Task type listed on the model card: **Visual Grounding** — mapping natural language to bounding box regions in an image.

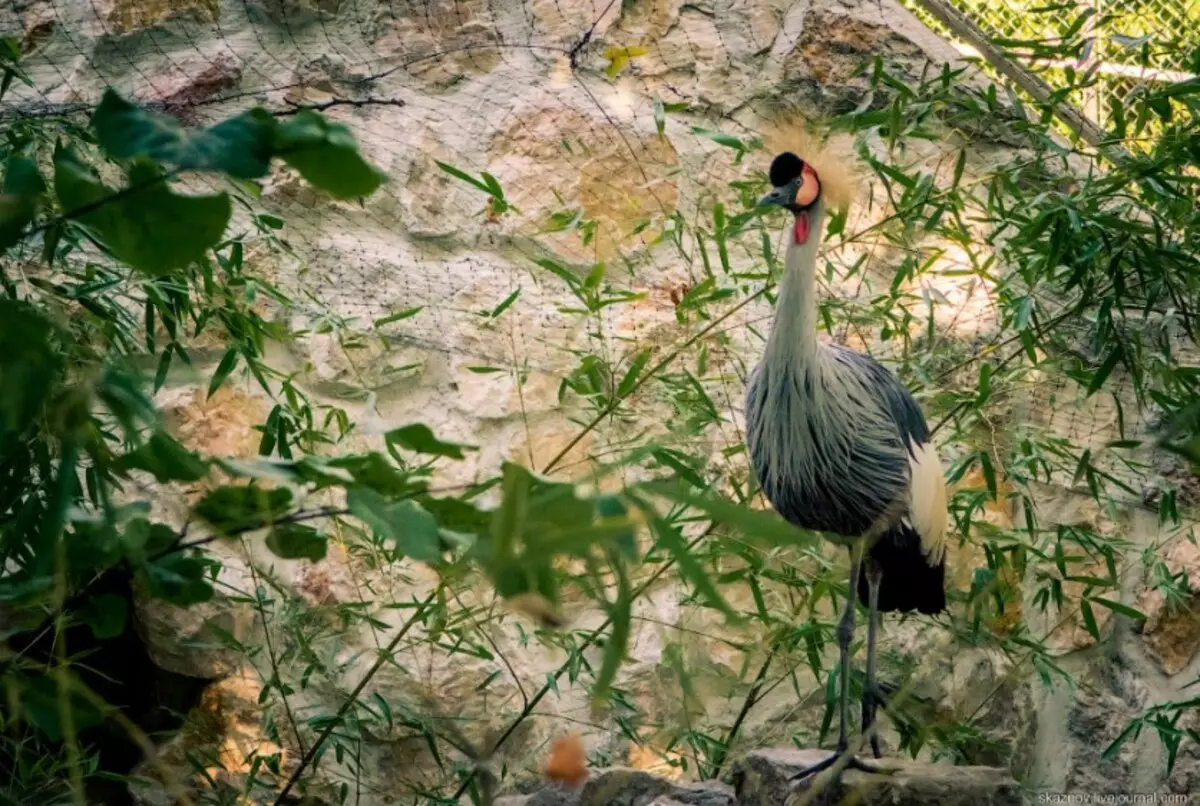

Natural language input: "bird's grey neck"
[764,203,824,372]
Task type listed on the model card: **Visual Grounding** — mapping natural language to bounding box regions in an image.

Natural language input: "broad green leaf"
[0,299,61,438]
[144,553,215,606]
[79,592,128,640]
[192,485,294,535]
[17,674,105,742]
[386,423,475,460]
[691,126,747,152]
[1086,346,1124,396]
[490,462,531,562]
[0,154,46,252]
[266,523,328,562]
[54,147,231,275]
[115,430,209,483]
[276,110,385,199]
[650,448,706,488]
[592,559,632,704]
[346,487,442,563]
[595,494,637,558]
[328,452,414,495]
[616,349,652,398]
[91,89,275,179]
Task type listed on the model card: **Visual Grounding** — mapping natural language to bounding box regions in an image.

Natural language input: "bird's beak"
[757,179,800,209]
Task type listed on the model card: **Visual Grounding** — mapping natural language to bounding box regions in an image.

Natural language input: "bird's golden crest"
[761,117,860,214]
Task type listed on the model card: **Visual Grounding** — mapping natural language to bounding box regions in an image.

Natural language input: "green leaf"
[1102,719,1142,761]
[616,349,652,399]
[490,463,531,563]
[489,287,521,318]
[207,347,240,399]
[435,160,491,194]
[346,487,442,563]
[17,674,105,742]
[0,154,46,252]
[593,559,632,703]
[275,110,385,199]
[116,430,209,483]
[79,592,128,640]
[266,523,328,562]
[373,306,424,327]
[647,482,816,548]
[0,299,61,438]
[144,553,215,606]
[54,147,231,275]
[1090,597,1147,621]
[595,494,637,558]
[91,89,276,179]
[193,485,294,535]
[1086,346,1124,396]
[691,126,747,152]
[1080,597,1100,640]
[602,45,648,79]
[650,448,705,488]
[645,511,737,620]
[385,423,474,460]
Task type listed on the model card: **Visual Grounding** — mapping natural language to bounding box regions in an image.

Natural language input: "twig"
[449,527,716,800]
[710,646,777,778]
[275,97,407,117]
[272,588,441,805]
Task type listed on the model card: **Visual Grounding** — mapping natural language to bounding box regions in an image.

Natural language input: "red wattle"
[793,212,810,245]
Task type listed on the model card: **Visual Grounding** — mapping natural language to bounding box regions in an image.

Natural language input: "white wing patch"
[907,440,947,566]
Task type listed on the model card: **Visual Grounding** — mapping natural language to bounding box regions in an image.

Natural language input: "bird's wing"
[905,438,948,566]
[829,345,947,565]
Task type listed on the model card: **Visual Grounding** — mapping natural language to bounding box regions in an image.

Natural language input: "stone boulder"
[731,748,1024,806]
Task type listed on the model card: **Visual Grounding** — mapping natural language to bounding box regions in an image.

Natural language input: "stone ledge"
[496,749,1023,806]
[732,748,1025,806]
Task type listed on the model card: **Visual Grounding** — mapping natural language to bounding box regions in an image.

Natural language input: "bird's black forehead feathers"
[769,151,805,187]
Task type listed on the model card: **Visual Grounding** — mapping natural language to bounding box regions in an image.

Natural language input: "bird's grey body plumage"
[746,343,928,541]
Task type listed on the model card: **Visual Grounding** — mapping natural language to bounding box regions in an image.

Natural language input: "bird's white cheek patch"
[793,212,810,245]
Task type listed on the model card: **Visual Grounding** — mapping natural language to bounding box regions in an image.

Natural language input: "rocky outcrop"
[492,750,1022,806]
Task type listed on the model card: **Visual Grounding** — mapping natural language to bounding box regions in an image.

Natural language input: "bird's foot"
[861,687,886,759]
[788,749,884,785]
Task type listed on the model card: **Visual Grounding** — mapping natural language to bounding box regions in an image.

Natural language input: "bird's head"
[758,151,823,245]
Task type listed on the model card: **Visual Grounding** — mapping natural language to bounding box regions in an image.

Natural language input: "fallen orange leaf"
[543,733,588,787]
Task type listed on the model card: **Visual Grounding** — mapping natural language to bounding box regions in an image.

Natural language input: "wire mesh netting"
[2,0,1196,525]
[3,0,1200,796]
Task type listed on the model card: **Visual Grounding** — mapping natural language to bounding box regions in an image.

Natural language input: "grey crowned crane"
[744,143,949,784]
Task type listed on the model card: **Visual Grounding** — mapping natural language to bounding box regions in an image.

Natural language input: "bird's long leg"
[861,558,884,759]
[790,541,882,787]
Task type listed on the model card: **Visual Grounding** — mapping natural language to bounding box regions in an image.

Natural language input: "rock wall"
[5,0,1199,804]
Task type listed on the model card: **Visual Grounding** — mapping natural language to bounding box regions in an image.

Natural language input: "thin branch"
[449,527,716,800]
[272,588,440,805]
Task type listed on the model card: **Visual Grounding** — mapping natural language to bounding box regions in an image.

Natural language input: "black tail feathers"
[855,525,946,615]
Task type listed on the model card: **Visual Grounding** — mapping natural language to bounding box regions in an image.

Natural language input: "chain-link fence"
[903,0,1199,129]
